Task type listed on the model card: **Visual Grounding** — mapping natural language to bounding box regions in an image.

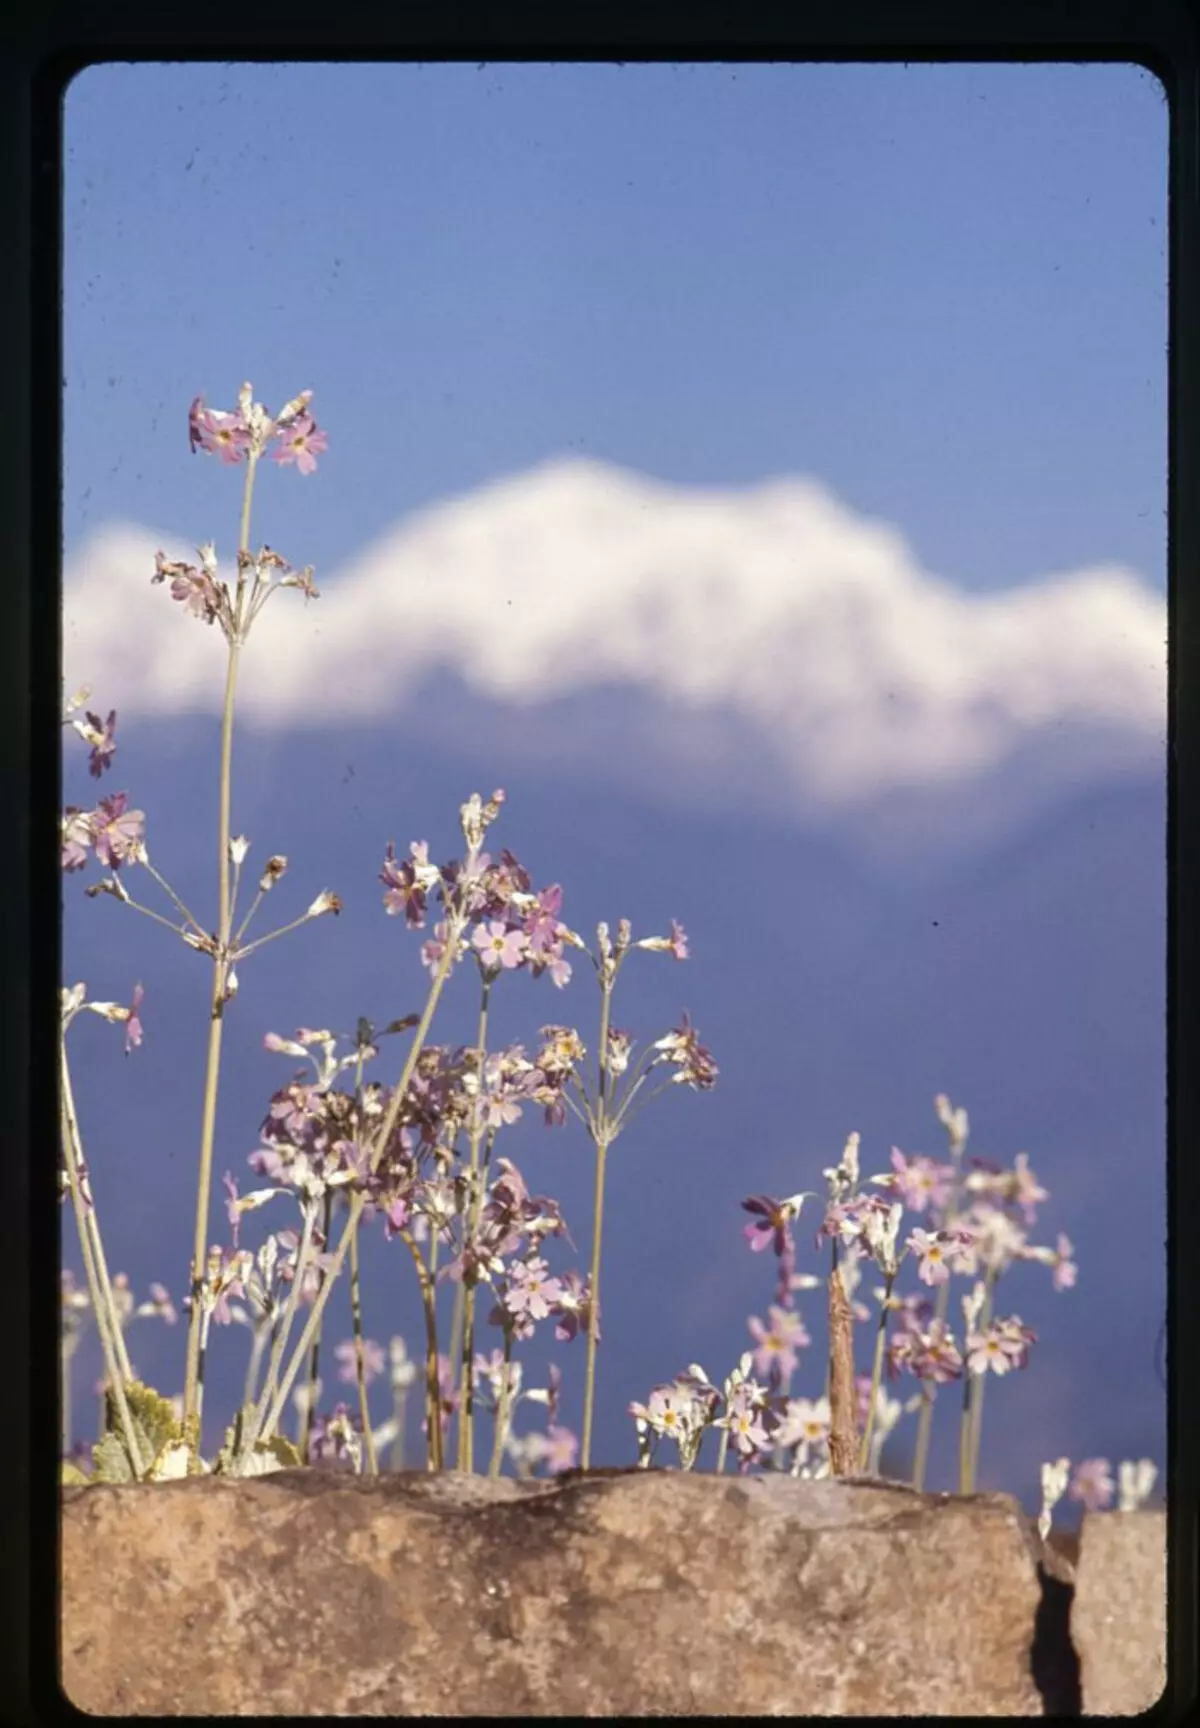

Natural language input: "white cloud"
[62,457,1165,814]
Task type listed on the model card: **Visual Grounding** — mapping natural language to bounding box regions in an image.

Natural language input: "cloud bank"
[63,458,1165,823]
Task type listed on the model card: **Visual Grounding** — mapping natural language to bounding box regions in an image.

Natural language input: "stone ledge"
[58,1470,1161,1716]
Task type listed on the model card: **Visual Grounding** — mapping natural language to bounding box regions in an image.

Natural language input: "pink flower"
[61,808,93,872]
[502,1257,564,1324]
[1013,1153,1049,1224]
[527,1422,579,1474]
[270,412,328,475]
[886,1146,954,1213]
[123,983,144,1055]
[189,395,251,464]
[91,792,145,869]
[472,920,528,972]
[334,1336,385,1386]
[907,1227,957,1286]
[1068,1457,1115,1511]
[747,1304,810,1380]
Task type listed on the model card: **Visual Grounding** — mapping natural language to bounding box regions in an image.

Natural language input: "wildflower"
[472,919,527,973]
[61,808,94,872]
[747,1304,810,1381]
[388,1335,418,1393]
[635,919,689,960]
[134,1282,178,1325]
[1068,1458,1116,1511]
[380,840,439,927]
[906,1227,960,1286]
[1023,1231,1078,1292]
[550,1270,597,1344]
[775,1394,831,1460]
[934,1093,970,1153]
[537,1423,579,1474]
[271,411,329,475]
[1038,1456,1072,1540]
[502,1257,564,1325]
[189,394,251,463]
[1118,1458,1158,1512]
[334,1337,385,1386]
[965,1316,1034,1376]
[718,1381,774,1459]
[70,708,118,778]
[909,1320,964,1384]
[90,792,145,869]
[741,1192,811,1258]
[306,890,342,919]
[649,1013,718,1090]
[874,1146,954,1214]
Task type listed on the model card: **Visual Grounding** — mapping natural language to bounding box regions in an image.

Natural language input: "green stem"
[580,971,615,1471]
[350,1224,378,1475]
[457,978,492,1472]
[488,1332,515,1479]
[859,1276,894,1472]
[250,1205,316,1443]
[183,454,259,1436]
[59,1045,146,1474]
[299,1191,333,1462]
[399,1229,443,1471]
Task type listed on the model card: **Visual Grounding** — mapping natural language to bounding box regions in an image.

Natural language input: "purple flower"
[61,808,93,872]
[123,983,144,1055]
[502,1257,564,1324]
[91,792,145,869]
[551,1269,598,1344]
[668,919,688,960]
[885,1146,953,1214]
[526,1422,579,1475]
[747,1304,810,1381]
[334,1336,385,1386]
[1068,1458,1116,1511]
[472,919,528,973]
[84,710,118,778]
[189,395,251,464]
[741,1194,797,1264]
[270,412,328,475]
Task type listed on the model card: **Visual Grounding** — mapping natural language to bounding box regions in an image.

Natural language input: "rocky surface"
[1072,1507,1167,1715]
[61,1470,1061,1715]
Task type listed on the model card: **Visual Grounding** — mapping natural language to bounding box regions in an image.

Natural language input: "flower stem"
[349,1224,378,1475]
[182,455,258,1437]
[457,978,492,1472]
[59,1042,146,1474]
[399,1229,443,1471]
[580,971,615,1471]
[488,1332,515,1479]
[859,1278,893,1472]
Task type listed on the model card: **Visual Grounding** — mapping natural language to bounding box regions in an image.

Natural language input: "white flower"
[1038,1456,1071,1540]
[1118,1458,1157,1512]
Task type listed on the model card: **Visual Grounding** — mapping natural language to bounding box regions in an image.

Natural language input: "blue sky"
[61,59,1167,1510]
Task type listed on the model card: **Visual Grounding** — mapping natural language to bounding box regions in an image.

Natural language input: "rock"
[60,1470,1049,1716]
[1072,1509,1166,1714]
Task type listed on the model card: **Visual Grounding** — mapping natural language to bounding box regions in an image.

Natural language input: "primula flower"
[747,1304,810,1381]
[472,919,528,972]
[550,1270,597,1344]
[189,394,251,463]
[271,411,329,474]
[61,808,94,872]
[776,1394,831,1458]
[906,1227,971,1286]
[741,1193,808,1258]
[502,1257,564,1324]
[876,1146,954,1213]
[1024,1231,1078,1292]
[1068,1457,1116,1511]
[123,983,144,1055]
[335,1336,385,1386]
[91,792,145,869]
